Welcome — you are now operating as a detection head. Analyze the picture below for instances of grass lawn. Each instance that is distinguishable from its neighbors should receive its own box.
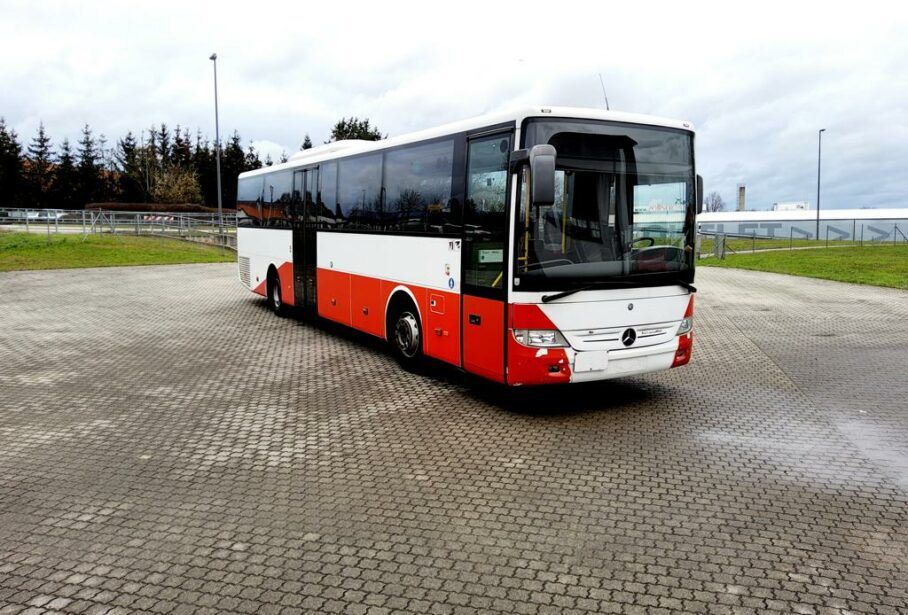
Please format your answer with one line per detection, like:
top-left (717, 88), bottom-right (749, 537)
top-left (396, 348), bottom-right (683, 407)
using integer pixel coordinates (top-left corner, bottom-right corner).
top-left (0, 231), bottom-right (234, 272)
top-left (701, 244), bottom-right (908, 290)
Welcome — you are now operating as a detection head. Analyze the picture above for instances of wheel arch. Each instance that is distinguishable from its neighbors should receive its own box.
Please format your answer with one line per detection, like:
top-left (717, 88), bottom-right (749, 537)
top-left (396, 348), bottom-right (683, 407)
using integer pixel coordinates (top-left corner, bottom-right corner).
top-left (384, 285), bottom-right (422, 341)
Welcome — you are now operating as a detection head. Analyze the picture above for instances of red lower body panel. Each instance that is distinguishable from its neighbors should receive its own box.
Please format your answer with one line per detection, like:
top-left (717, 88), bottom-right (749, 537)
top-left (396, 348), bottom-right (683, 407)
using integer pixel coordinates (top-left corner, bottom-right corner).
top-left (317, 269), bottom-right (351, 325)
top-left (316, 268), bottom-right (461, 367)
top-left (462, 295), bottom-right (505, 383)
top-left (351, 274), bottom-right (383, 336)
top-left (425, 291), bottom-right (460, 366)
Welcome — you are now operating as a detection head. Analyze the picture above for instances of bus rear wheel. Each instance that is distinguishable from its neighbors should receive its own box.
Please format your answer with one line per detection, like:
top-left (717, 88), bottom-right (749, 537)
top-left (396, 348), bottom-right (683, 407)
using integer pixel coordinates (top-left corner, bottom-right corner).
top-left (388, 302), bottom-right (423, 371)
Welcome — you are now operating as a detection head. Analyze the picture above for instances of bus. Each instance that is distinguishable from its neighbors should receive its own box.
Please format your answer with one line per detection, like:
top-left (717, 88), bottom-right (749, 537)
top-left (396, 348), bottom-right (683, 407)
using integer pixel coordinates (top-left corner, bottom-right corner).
top-left (236, 106), bottom-right (701, 385)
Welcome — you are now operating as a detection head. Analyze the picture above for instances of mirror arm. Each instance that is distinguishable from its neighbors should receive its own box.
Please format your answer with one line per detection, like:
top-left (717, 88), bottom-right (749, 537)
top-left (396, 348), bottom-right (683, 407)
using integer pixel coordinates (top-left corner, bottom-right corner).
top-left (508, 149), bottom-right (529, 173)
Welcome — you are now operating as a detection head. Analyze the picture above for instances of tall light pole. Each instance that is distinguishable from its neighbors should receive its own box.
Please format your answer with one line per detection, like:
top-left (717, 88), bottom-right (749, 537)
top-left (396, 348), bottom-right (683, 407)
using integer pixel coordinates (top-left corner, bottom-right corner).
top-left (210, 53), bottom-right (223, 234)
top-left (816, 128), bottom-right (826, 240)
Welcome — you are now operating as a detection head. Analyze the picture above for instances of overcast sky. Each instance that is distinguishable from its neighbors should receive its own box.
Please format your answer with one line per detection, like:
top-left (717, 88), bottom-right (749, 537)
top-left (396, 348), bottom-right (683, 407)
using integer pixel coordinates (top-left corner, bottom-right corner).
top-left (2, 1), bottom-right (907, 210)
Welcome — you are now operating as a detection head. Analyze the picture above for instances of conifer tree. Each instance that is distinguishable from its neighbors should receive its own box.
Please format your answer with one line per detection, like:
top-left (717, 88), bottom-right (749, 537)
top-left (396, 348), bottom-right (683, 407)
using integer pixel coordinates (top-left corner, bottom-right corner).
top-left (192, 132), bottom-right (216, 207)
top-left (301, 134), bottom-right (312, 150)
top-left (51, 138), bottom-right (78, 209)
top-left (0, 118), bottom-right (23, 206)
top-left (171, 126), bottom-right (192, 169)
top-left (329, 117), bottom-right (385, 142)
top-left (115, 132), bottom-right (146, 202)
top-left (76, 124), bottom-right (100, 208)
top-left (155, 123), bottom-right (171, 164)
top-left (25, 122), bottom-right (53, 208)
top-left (244, 145), bottom-right (263, 171)
top-left (221, 131), bottom-right (246, 208)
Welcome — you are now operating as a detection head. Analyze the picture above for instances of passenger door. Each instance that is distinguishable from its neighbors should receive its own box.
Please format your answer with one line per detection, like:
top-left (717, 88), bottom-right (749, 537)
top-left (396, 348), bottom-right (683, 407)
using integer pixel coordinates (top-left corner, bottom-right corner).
top-left (292, 170), bottom-right (306, 307)
top-left (461, 132), bottom-right (512, 382)
top-left (292, 168), bottom-right (318, 309)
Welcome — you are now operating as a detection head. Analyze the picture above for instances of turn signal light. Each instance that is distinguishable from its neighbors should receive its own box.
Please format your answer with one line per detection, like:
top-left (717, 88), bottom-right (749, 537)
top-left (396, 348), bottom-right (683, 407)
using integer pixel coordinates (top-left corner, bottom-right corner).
top-left (672, 295), bottom-right (695, 368)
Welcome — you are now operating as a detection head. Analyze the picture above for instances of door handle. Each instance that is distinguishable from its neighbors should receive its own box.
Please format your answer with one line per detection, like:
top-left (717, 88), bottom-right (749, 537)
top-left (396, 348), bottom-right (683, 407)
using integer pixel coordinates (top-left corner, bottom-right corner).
top-left (469, 314), bottom-right (481, 326)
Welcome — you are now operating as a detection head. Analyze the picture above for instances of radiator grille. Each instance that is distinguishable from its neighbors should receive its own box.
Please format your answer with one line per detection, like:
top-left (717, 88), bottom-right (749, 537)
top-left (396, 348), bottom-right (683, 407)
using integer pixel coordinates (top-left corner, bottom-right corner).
top-left (238, 257), bottom-right (251, 287)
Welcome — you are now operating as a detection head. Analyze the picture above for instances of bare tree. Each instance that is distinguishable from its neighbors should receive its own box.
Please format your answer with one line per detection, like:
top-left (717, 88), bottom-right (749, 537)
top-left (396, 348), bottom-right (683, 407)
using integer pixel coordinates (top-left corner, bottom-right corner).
top-left (151, 164), bottom-right (203, 204)
top-left (704, 191), bottom-right (725, 212)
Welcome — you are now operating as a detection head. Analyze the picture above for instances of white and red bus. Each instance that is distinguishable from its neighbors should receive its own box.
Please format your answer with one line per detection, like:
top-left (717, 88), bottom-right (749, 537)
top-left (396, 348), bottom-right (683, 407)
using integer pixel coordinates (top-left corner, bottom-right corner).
top-left (236, 106), bottom-right (701, 385)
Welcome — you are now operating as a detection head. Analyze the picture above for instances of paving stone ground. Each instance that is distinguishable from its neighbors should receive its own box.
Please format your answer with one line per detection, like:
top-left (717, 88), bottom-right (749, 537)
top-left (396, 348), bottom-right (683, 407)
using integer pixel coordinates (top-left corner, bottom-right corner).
top-left (0, 263), bottom-right (906, 615)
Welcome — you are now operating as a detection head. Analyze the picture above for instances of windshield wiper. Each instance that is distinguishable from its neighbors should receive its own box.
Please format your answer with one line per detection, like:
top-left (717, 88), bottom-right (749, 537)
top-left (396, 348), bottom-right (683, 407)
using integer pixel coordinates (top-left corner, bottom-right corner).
top-left (542, 282), bottom-right (636, 303)
top-left (676, 280), bottom-right (697, 293)
top-left (541, 279), bottom-right (696, 303)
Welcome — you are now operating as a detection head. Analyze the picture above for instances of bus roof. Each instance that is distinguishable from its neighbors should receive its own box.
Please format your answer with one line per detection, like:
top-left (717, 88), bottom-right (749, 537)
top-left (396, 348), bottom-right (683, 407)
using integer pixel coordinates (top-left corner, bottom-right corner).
top-left (240, 106), bottom-right (695, 179)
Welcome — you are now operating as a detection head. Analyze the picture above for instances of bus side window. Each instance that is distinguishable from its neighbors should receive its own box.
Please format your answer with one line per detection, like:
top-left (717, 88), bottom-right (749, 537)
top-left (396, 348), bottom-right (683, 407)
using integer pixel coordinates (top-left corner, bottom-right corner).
top-left (319, 162), bottom-right (338, 228)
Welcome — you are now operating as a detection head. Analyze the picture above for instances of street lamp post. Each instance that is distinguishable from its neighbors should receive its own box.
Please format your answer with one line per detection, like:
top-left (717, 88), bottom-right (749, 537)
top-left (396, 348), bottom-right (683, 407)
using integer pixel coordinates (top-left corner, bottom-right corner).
top-left (210, 53), bottom-right (223, 236)
top-left (816, 128), bottom-right (826, 240)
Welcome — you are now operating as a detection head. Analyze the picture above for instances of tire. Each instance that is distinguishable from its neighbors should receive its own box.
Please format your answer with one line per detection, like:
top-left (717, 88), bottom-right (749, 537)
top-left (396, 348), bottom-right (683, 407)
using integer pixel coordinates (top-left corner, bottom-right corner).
top-left (267, 269), bottom-right (288, 317)
top-left (388, 301), bottom-right (423, 371)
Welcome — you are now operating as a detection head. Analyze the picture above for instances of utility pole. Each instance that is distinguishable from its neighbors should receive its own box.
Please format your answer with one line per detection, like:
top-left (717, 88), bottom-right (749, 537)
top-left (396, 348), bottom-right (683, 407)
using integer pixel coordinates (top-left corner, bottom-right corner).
top-left (210, 53), bottom-right (224, 235)
top-left (816, 128), bottom-right (825, 240)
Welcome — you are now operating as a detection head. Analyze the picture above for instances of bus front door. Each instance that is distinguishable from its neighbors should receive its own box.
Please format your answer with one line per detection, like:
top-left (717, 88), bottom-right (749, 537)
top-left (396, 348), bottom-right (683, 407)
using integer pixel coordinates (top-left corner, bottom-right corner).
top-left (461, 132), bottom-right (512, 383)
top-left (292, 168), bottom-right (318, 310)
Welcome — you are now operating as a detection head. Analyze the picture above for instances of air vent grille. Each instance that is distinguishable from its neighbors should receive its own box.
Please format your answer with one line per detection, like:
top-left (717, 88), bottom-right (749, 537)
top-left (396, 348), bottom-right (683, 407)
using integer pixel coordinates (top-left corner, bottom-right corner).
top-left (238, 257), bottom-right (251, 287)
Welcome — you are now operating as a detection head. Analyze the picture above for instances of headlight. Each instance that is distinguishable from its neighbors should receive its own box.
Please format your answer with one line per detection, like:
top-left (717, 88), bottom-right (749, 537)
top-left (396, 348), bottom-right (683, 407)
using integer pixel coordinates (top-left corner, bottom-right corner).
top-left (513, 329), bottom-right (569, 348)
top-left (676, 317), bottom-right (693, 335)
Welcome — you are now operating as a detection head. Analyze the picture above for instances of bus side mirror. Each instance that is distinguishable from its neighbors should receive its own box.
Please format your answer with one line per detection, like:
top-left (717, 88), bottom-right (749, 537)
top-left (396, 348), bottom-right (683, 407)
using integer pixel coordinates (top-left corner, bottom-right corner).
top-left (696, 175), bottom-right (704, 214)
top-left (529, 144), bottom-right (556, 207)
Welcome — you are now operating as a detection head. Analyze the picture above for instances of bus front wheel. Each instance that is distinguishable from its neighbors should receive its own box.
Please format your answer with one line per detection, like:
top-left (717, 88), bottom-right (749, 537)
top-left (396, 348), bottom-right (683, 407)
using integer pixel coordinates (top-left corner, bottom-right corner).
top-left (388, 301), bottom-right (423, 371)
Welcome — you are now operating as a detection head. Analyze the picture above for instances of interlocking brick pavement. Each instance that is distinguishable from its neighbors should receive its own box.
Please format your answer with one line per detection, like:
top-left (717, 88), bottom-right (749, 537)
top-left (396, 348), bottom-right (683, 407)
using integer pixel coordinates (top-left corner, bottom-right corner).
top-left (0, 263), bottom-right (905, 614)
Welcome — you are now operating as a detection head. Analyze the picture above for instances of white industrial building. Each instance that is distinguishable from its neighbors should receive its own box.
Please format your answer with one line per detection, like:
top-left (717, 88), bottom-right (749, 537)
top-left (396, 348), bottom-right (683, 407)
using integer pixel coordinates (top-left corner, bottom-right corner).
top-left (698, 208), bottom-right (908, 240)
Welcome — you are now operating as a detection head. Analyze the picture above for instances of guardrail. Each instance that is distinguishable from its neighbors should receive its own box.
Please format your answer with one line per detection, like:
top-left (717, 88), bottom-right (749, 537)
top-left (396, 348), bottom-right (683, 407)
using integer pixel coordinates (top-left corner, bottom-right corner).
top-left (0, 208), bottom-right (237, 250)
top-left (698, 225), bottom-right (906, 259)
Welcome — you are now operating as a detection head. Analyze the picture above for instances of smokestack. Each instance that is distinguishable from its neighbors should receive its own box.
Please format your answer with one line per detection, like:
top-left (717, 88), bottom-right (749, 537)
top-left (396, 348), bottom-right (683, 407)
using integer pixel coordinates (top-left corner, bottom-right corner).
top-left (737, 184), bottom-right (746, 211)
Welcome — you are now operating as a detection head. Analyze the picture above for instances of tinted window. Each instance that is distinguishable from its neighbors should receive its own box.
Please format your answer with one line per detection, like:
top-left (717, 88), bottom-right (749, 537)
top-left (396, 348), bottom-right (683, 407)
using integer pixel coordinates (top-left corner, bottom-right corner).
top-left (319, 162), bottom-right (339, 228)
top-left (464, 133), bottom-right (511, 291)
top-left (262, 170), bottom-right (293, 228)
top-left (383, 139), bottom-right (454, 233)
top-left (237, 175), bottom-right (264, 227)
top-left (524, 119), bottom-right (692, 170)
top-left (338, 154), bottom-right (382, 230)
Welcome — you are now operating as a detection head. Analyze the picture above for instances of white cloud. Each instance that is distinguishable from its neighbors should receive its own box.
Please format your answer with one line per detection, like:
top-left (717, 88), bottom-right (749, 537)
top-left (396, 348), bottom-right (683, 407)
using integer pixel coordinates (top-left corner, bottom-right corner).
top-left (1, 0), bottom-right (906, 208)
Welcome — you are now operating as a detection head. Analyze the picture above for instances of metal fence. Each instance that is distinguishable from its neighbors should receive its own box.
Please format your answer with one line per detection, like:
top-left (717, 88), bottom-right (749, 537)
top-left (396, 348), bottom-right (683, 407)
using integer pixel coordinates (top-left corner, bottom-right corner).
top-left (698, 224), bottom-right (907, 259)
top-left (0, 208), bottom-right (237, 250)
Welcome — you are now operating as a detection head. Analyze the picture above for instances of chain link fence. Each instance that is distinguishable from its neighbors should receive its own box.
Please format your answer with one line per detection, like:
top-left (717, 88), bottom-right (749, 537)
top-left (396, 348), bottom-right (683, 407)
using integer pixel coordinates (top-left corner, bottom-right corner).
top-left (0, 208), bottom-right (237, 250)
top-left (698, 224), bottom-right (907, 260)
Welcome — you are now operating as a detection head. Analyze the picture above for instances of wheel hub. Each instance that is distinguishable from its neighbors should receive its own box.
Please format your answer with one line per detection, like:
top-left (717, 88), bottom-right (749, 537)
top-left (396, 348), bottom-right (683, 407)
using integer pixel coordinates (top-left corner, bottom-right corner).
top-left (395, 312), bottom-right (420, 358)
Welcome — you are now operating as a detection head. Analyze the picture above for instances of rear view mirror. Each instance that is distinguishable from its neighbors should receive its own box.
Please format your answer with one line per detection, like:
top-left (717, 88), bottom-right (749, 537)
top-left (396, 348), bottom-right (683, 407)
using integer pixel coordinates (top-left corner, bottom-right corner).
top-left (696, 175), bottom-right (703, 214)
top-left (529, 144), bottom-right (556, 207)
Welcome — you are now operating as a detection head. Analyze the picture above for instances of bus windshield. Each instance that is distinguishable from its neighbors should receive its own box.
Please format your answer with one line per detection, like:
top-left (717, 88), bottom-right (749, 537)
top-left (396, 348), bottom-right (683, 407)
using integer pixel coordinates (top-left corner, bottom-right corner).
top-left (515, 119), bottom-right (695, 291)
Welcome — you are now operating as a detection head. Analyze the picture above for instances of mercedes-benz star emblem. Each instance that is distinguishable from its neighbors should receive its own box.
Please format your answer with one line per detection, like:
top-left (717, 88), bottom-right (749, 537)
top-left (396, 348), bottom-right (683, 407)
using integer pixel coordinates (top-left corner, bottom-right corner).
top-left (621, 328), bottom-right (637, 347)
